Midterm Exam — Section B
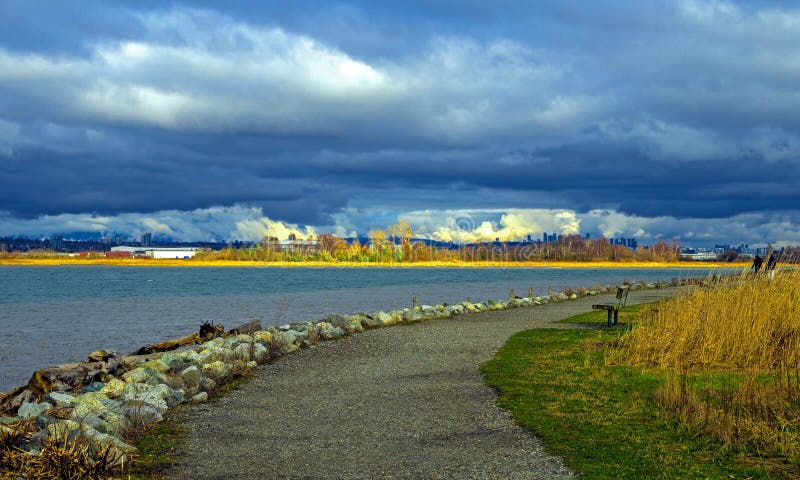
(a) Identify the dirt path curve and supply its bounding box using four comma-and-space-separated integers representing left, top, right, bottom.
164, 288, 677, 479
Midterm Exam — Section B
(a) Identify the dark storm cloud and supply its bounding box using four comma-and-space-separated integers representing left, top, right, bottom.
2, 0, 800, 245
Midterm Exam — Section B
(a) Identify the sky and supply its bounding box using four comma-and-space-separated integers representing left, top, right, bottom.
2, 0, 800, 247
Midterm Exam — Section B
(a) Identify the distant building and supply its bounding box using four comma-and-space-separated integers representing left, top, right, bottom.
49, 235, 64, 251
141, 232, 152, 247
110, 246, 200, 259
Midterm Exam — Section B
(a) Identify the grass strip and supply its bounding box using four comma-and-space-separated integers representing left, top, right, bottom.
552, 302, 657, 325
482, 326, 778, 479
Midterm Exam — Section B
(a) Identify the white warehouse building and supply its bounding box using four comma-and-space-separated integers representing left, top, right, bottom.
110, 246, 201, 259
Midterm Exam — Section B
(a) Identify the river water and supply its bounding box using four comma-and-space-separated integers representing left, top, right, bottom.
0, 265, 740, 391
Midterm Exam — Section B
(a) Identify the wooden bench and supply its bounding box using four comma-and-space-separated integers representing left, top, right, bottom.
592, 286, 630, 327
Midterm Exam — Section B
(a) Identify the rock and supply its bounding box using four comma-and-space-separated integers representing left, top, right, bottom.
122, 367, 154, 384
341, 316, 365, 334
234, 343, 254, 361
123, 383, 169, 415
119, 352, 163, 371
125, 404, 163, 429
18, 401, 52, 419
251, 343, 268, 363
139, 359, 170, 373
202, 361, 232, 382
254, 331, 273, 345
101, 378, 127, 399
87, 350, 117, 363
327, 313, 348, 327
312, 322, 343, 341
46, 391, 76, 408
401, 310, 423, 322
199, 377, 217, 393
364, 311, 393, 328
35, 413, 56, 430
72, 392, 109, 417
191, 392, 208, 403
272, 331, 300, 355
80, 426, 137, 459
47, 419, 80, 441
80, 381, 106, 393
569, 293, 578, 300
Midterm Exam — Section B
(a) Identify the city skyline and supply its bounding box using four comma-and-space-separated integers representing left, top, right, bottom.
2, 1, 800, 248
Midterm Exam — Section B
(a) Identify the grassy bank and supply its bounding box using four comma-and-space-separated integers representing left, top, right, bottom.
0, 257, 745, 269
482, 326, 778, 479
484, 270, 800, 478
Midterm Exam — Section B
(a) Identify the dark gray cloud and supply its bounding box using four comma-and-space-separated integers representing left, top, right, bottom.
1, 0, 800, 246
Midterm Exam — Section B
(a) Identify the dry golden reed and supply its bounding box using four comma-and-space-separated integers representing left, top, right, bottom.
619, 269, 800, 372
613, 267, 800, 468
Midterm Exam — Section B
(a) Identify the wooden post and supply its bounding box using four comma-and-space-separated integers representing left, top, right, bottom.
466, 296, 471, 303
509, 288, 515, 300
528, 287, 534, 299
548, 287, 554, 297
413, 295, 419, 310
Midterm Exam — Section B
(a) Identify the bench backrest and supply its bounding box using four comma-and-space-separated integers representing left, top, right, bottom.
616, 286, 630, 309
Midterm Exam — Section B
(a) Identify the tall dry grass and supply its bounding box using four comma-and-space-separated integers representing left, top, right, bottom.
613, 267, 800, 469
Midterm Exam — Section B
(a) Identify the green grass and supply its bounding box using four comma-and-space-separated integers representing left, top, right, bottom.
126, 372, 254, 479
126, 417, 187, 480
482, 325, 780, 479
553, 302, 659, 325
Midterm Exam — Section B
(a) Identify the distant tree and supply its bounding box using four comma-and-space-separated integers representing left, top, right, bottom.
317, 234, 339, 256
719, 249, 740, 262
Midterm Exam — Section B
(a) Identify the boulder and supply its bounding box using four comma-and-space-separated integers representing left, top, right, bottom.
271, 331, 299, 356
327, 313, 348, 327
46, 391, 76, 408
72, 392, 109, 417
125, 404, 163, 429
202, 361, 232, 382
80, 381, 106, 393
80, 426, 137, 459
191, 392, 209, 403
47, 419, 80, 441
254, 331, 273, 346
100, 378, 126, 399
122, 367, 155, 384
341, 316, 365, 334
363, 311, 393, 328
18, 401, 52, 419
199, 377, 217, 393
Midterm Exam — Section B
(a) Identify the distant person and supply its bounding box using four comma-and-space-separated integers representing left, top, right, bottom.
766, 252, 777, 279
752, 254, 763, 274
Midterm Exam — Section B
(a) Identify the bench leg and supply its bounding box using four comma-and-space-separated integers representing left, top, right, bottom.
613, 308, 619, 326
607, 309, 613, 327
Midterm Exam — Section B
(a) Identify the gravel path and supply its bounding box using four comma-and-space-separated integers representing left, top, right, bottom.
164, 288, 677, 479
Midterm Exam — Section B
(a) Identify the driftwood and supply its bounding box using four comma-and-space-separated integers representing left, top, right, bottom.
133, 321, 228, 355
0, 320, 263, 415
227, 320, 262, 336
0, 351, 119, 415
200, 321, 225, 341
134, 332, 201, 355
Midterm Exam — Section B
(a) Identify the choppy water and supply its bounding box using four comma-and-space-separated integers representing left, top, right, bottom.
0, 265, 741, 391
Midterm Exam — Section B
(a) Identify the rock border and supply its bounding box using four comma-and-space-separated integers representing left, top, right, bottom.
1, 279, 685, 466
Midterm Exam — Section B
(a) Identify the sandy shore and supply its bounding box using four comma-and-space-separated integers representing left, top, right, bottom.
0, 257, 746, 269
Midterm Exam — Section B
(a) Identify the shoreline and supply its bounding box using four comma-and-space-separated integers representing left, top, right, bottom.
0, 258, 748, 269
1, 280, 679, 478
